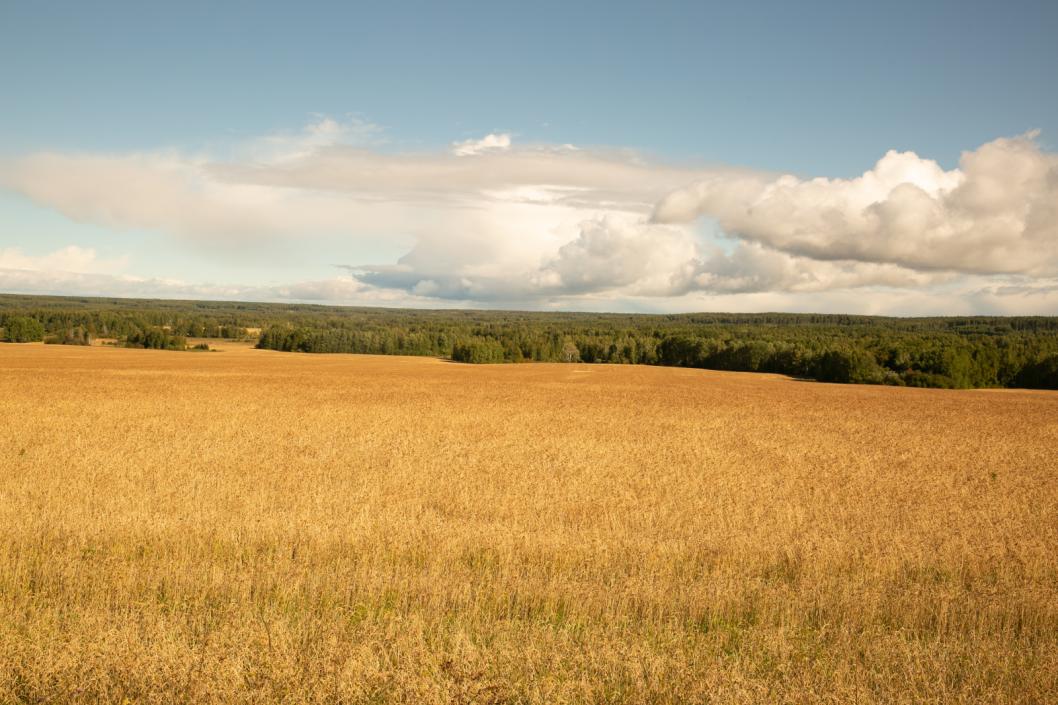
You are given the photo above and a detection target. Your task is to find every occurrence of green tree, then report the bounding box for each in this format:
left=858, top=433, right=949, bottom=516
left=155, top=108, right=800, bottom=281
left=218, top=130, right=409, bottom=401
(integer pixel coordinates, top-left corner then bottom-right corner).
left=2, top=316, right=45, bottom=343
left=452, top=338, right=506, bottom=363
left=1015, top=354, right=1058, bottom=390
left=813, top=349, right=885, bottom=384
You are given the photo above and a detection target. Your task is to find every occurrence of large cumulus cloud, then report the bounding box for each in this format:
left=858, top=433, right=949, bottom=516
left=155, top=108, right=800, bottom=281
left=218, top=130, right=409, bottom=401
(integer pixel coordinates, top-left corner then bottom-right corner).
left=653, top=132, right=1058, bottom=276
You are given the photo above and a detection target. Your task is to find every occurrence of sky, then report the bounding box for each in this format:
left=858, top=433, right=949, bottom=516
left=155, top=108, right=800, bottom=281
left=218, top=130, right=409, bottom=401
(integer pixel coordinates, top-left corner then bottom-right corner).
left=1, top=0, right=1057, bottom=315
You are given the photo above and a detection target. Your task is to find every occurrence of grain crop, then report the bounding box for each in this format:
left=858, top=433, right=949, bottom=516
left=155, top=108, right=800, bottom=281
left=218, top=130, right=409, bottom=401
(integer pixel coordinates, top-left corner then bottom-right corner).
left=1, top=342, right=1056, bottom=704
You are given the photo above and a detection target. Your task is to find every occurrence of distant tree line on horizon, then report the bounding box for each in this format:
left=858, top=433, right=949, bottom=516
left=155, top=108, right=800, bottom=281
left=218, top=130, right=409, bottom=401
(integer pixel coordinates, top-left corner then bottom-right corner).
left=0, top=295, right=255, bottom=349
left=2, top=293, right=1058, bottom=390
left=257, top=321, right=1058, bottom=389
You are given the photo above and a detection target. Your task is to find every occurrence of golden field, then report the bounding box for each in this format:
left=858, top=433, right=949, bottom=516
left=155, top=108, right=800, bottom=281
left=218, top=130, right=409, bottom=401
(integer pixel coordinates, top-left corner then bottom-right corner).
left=1, top=342, right=1056, bottom=704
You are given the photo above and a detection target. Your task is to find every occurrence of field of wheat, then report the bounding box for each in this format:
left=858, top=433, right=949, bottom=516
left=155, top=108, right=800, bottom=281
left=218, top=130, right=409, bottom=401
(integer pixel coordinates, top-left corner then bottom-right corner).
left=1, top=342, right=1056, bottom=704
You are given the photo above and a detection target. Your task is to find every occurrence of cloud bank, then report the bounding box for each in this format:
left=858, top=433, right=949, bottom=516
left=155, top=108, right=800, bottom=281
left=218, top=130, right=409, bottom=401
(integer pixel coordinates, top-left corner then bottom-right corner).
left=2, top=118, right=1057, bottom=314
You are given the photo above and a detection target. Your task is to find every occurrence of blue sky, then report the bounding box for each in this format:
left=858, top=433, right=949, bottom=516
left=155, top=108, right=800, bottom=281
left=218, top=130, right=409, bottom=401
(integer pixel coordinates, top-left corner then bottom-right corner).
left=2, top=1, right=1057, bottom=314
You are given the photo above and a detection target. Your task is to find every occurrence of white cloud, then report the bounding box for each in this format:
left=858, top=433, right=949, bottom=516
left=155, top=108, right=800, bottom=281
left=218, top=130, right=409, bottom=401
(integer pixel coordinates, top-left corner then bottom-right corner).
left=0, top=245, right=129, bottom=274
left=4, top=250, right=1057, bottom=318
left=673, top=242, right=950, bottom=295
left=349, top=214, right=949, bottom=302
left=0, top=129, right=704, bottom=252
left=452, top=132, right=512, bottom=156
left=653, top=132, right=1058, bottom=276
left=2, top=120, right=1058, bottom=314
left=534, top=216, right=697, bottom=295
left=1, top=151, right=415, bottom=246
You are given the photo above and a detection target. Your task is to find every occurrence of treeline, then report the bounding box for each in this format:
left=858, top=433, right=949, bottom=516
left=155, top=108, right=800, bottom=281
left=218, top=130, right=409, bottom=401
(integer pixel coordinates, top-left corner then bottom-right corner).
left=0, top=294, right=255, bottom=345
left=3, top=294, right=1058, bottom=389
left=257, top=323, right=1058, bottom=389
left=0, top=316, right=45, bottom=343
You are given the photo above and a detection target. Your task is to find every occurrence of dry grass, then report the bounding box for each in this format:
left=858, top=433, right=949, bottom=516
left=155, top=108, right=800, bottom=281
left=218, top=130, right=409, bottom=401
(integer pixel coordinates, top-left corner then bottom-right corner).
left=1, top=342, right=1056, bottom=704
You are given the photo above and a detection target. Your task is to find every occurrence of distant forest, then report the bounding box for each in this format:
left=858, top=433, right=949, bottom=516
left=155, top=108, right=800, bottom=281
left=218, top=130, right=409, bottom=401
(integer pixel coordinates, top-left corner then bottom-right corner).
left=2, top=293, right=1058, bottom=390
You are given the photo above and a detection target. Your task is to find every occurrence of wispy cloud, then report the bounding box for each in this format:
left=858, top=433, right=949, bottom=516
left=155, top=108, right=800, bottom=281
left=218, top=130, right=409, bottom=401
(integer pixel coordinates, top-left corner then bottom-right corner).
left=452, top=132, right=512, bottom=156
